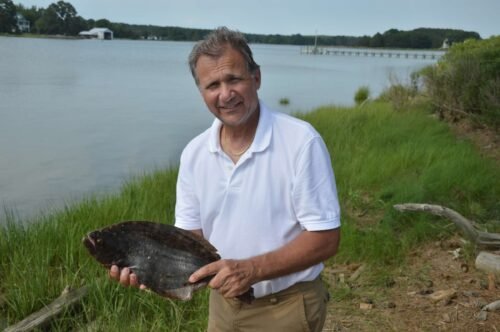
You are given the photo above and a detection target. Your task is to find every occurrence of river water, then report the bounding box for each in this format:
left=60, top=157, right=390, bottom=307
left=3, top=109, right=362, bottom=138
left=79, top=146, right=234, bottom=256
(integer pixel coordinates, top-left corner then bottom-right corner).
left=0, top=37, right=437, bottom=221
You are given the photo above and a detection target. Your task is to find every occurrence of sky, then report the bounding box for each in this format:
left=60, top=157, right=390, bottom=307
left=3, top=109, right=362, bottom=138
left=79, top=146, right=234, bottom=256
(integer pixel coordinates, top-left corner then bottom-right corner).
left=16, top=0, right=500, bottom=38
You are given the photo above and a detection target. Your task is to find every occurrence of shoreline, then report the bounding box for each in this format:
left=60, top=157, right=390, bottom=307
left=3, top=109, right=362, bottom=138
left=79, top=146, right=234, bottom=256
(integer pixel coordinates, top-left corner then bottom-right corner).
left=0, top=33, right=447, bottom=51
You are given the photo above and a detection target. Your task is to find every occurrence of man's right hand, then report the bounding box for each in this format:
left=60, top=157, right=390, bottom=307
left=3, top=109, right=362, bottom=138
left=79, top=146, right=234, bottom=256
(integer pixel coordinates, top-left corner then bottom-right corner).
left=109, top=265, right=147, bottom=289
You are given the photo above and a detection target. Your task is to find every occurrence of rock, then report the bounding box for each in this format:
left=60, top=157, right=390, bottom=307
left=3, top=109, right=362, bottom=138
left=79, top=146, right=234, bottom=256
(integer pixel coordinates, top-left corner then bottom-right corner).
left=475, top=310, right=488, bottom=321
left=482, top=300, right=500, bottom=312
left=428, top=289, right=457, bottom=303
left=476, top=252, right=500, bottom=277
left=360, top=303, right=373, bottom=310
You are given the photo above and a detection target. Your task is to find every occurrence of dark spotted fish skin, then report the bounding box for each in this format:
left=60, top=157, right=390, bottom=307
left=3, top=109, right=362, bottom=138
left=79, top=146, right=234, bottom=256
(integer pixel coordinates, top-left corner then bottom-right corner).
left=83, top=221, right=254, bottom=303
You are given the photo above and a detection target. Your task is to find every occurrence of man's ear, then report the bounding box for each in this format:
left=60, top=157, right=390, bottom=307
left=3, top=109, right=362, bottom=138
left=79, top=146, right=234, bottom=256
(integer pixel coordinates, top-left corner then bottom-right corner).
left=253, top=68, right=261, bottom=90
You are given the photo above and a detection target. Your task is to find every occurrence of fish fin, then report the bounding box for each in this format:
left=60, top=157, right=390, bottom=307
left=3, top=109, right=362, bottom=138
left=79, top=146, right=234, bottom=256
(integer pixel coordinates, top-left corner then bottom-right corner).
left=174, top=227, right=221, bottom=259
left=162, top=286, right=197, bottom=301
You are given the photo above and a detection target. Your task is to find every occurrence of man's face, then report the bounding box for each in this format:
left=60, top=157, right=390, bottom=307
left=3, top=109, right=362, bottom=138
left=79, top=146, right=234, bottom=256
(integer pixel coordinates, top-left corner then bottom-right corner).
left=194, top=47, right=261, bottom=128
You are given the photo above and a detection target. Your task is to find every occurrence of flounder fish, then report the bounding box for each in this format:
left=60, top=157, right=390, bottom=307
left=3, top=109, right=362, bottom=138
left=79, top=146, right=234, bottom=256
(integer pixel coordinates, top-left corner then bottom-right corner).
left=83, top=220, right=254, bottom=303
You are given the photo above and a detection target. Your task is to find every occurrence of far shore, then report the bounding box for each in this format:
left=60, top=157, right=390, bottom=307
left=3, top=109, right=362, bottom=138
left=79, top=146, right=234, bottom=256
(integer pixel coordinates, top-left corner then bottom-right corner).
left=0, top=33, right=447, bottom=50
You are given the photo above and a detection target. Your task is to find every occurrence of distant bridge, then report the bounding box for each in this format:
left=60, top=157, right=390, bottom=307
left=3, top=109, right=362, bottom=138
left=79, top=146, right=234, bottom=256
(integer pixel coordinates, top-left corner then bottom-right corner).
left=301, top=46, right=446, bottom=60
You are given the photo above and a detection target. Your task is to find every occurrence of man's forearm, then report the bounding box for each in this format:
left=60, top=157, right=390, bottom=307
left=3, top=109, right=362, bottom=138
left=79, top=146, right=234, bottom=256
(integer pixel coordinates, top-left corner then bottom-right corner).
left=249, top=228, right=340, bottom=283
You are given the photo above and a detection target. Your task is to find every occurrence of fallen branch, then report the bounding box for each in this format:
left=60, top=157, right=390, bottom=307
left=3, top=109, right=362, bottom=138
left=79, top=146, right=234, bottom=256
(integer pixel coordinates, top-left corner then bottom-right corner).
left=393, top=203, right=500, bottom=249
left=432, top=101, right=472, bottom=118
left=4, top=286, right=88, bottom=332
left=349, top=264, right=366, bottom=282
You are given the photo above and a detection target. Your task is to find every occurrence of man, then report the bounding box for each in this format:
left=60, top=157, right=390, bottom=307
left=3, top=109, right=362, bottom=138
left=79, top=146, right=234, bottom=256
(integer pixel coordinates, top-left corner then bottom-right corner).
left=111, top=26, right=340, bottom=331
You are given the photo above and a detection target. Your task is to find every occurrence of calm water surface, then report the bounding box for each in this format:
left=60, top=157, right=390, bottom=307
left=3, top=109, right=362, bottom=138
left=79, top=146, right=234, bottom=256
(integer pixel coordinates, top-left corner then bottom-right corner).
left=0, top=37, right=437, bottom=221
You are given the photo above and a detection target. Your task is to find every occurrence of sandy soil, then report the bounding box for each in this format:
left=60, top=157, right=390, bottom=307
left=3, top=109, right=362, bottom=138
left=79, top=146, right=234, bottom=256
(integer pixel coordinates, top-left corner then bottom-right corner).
left=321, top=115, right=500, bottom=331
left=322, top=238, right=500, bottom=331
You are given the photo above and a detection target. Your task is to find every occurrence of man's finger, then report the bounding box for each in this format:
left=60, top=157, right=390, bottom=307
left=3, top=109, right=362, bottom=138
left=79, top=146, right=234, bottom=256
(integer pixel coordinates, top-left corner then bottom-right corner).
left=119, top=267, right=130, bottom=286
left=130, top=272, right=138, bottom=286
left=188, top=261, right=219, bottom=283
left=109, top=265, right=120, bottom=280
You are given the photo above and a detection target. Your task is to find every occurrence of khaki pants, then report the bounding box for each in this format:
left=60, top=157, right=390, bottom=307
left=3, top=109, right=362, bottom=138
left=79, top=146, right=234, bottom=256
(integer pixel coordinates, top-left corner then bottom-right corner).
left=208, top=278, right=329, bottom=332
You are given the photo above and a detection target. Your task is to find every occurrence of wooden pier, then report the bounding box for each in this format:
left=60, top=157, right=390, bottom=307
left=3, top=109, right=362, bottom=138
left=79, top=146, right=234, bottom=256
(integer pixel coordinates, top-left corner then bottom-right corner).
left=301, top=46, right=446, bottom=60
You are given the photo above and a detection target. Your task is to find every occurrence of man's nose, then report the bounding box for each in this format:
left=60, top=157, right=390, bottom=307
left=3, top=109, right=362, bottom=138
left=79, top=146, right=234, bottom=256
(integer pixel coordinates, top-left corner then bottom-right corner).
left=219, top=83, right=233, bottom=101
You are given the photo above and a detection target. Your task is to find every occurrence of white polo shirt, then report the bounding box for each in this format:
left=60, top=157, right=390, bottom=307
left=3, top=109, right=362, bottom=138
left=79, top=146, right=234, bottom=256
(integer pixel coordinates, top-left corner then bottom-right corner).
left=175, top=102, right=340, bottom=298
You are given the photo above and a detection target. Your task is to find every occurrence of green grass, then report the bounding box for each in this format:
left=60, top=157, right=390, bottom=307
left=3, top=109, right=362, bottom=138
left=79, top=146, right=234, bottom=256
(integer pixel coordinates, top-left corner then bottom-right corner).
left=301, top=101, right=499, bottom=264
left=1, top=101, right=499, bottom=330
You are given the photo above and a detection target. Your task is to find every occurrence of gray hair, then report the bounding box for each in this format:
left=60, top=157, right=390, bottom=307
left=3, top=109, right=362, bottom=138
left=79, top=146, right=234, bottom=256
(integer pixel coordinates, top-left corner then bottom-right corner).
left=188, top=26, right=260, bottom=85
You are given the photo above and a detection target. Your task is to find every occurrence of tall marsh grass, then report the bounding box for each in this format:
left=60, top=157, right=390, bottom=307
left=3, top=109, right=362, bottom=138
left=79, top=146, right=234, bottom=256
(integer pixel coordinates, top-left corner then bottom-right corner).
left=301, top=102, right=499, bottom=263
left=1, top=102, right=499, bottom=330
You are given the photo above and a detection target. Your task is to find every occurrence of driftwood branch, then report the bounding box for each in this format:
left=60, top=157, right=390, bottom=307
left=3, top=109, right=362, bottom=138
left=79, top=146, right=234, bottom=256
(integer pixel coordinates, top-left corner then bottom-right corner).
left=431, top=101, right=472, bottom=117
left=4, top=286, right=88, bottom=332
left=393, top=203, right=500, bottom=249
left=348, top=264, right=366, bottom=282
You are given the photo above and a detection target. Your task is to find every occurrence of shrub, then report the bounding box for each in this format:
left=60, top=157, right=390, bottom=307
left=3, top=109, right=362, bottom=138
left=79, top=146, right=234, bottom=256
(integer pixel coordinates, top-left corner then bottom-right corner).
left=354, top=86, right=370, bottom=105
left=420, top=36, right=500, bottom=129
left=377, top=73, right=422, bottom=111
left=279, top=97, right=290, bottom=106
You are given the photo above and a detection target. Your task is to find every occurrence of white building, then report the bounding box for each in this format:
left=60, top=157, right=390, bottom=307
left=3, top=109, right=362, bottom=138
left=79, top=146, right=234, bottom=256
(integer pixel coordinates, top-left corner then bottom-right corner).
left=441, top=38, right=450, bottom=49
left=79, top=28, right=113, bottom=40
left=16, top=13, right=30, bottom=33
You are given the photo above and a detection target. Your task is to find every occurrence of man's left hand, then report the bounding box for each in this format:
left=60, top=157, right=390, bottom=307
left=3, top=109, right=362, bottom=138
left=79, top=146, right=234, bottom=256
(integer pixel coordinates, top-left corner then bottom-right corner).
left=189, top=259, right=256, bottom=298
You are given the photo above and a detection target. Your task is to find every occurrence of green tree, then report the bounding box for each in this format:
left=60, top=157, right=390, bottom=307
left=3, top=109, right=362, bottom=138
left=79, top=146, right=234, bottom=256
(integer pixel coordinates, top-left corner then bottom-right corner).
left=35, top=1, right=79, bottom=35
left=94, top=18, right=111, bottom=27
left=370, top=32, right=384, bottom=47
left=0, top=0, right=17, bottom=33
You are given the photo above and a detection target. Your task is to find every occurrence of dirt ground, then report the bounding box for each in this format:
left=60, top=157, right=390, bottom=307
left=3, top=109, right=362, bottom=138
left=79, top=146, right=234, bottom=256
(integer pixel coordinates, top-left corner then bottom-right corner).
left=322, top=238, right=500, bottom=331
left=321, top=117, right=500, bottom=331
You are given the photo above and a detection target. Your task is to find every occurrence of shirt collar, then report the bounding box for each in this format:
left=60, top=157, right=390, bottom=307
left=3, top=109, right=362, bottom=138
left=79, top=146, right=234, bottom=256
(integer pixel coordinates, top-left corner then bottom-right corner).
left=207, top=100, right=273, bottom=154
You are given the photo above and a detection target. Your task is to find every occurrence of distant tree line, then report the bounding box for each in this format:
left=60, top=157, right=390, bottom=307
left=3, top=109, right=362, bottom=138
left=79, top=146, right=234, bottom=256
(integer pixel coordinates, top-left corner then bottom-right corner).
left=1, top=0, right=481, bottom=48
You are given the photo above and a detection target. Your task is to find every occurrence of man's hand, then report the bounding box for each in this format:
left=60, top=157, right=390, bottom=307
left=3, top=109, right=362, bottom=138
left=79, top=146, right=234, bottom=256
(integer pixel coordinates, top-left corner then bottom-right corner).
left=109, top=265, right=147, bottom=290
left=189, top=228, right=340, bottom=299
left=189, top=259, right=256, bottom=298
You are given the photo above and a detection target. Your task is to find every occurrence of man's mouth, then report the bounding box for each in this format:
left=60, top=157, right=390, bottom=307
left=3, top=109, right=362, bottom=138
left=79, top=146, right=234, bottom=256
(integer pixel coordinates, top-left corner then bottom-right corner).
left=219, top=101, right=242, bottom=111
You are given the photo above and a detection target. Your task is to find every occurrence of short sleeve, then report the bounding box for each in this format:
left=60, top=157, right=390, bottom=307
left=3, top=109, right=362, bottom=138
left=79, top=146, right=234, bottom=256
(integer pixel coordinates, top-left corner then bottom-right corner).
left=292, top=136, right=341, bottom=231
left=174, top=149, right=202, bottom=230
